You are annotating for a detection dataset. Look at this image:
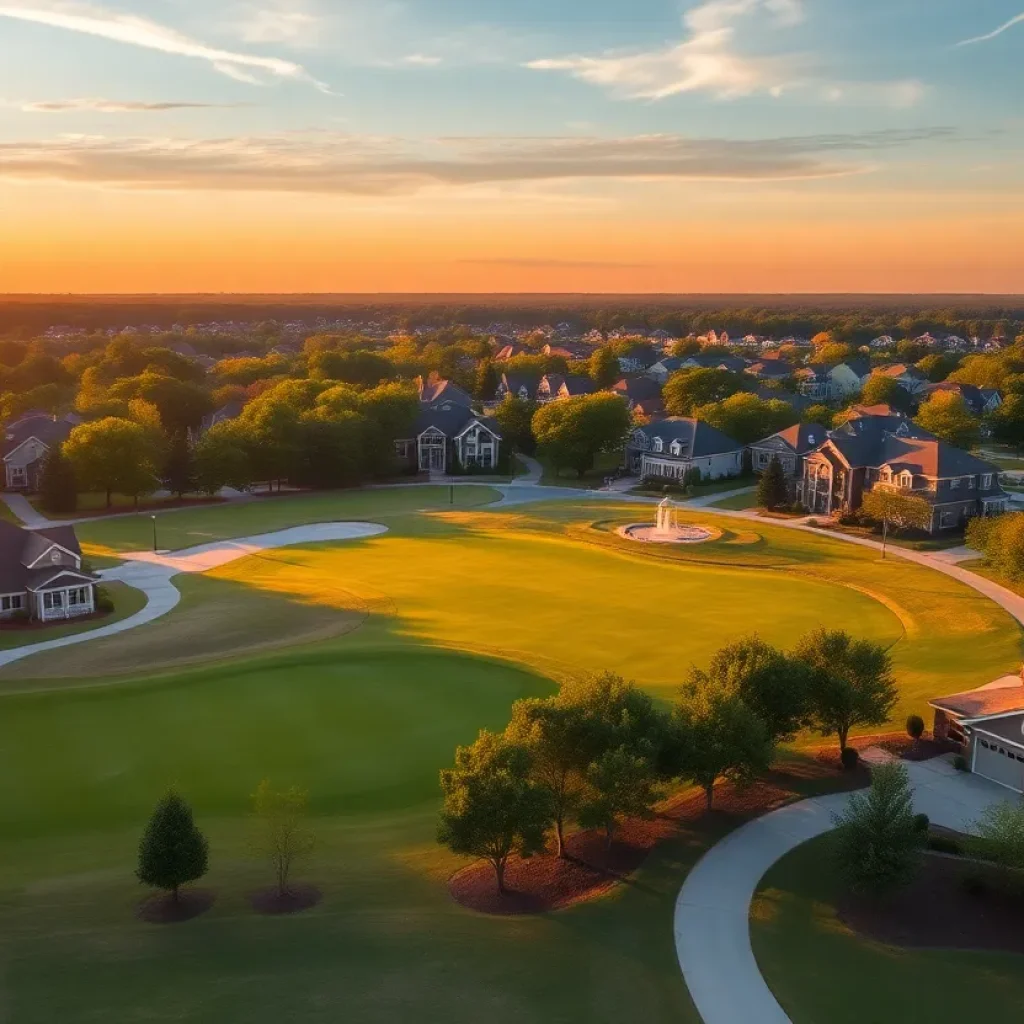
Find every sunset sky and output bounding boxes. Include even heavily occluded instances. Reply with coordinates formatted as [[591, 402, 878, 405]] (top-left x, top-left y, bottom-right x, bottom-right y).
[[0, 0, 1022, 293]]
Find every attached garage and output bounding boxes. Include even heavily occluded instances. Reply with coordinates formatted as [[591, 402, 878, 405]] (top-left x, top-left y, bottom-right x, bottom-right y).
[[930, 677, 1024, 794], [971, 725, 1024, 793]]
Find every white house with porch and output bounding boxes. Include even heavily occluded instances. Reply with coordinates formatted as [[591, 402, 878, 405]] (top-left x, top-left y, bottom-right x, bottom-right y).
[[0, 521, 100, 624]]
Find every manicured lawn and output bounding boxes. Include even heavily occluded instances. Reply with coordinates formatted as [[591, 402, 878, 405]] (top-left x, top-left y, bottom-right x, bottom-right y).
[[29, 491, 229, 520], [74, 485, 501, 565], [2, 494, 1023, 1022], [539, 451, 621, 488], [709, 491, 760, 510], [751, 834, 1024, 1022], [0, 582, 147, 651]]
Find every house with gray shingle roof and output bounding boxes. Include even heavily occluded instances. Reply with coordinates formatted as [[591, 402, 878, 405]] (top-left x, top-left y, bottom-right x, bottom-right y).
[[749, 422, 830, 483], [0, 520, 100, 623], [2, 413, 79, 491], [627, 418, 744, 482]]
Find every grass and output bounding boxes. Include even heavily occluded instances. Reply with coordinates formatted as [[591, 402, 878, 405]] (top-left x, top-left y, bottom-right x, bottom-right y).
[[0, 582, 147, 651], [75, 485, 502, 566], [709, 491, 761, 510], [29, 491, 227, 520], [538, 451, 621, 489], [751, 834, 1024, 1022], [2, 494, 1022, 1022]]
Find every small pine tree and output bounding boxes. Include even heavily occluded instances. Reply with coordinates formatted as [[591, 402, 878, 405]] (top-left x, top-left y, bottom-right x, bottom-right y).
[[757, 455, 788, 510], [163, 434, 196, 499], [38, 444, 78, 514], [137, 792, 209, 902]]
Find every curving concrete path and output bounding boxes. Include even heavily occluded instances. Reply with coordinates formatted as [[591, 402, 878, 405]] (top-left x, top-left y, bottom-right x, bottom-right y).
[[674, 756, 1009, 1024], [0, 522, 387, 669]]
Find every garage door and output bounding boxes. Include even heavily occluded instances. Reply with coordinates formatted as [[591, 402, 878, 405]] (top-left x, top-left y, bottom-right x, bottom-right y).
[[973, 735, 1024, 792]]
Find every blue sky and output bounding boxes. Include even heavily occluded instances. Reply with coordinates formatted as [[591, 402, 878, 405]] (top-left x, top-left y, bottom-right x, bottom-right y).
[[0, 0, 1021, 292]]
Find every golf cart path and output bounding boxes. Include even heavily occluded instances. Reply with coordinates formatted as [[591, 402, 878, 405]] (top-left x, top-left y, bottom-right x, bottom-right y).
[[0, 522, 387, 669], [675, 756, 1008, 1024]]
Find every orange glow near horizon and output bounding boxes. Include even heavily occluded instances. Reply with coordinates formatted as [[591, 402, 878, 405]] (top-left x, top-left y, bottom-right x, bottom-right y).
[[1, 182, 1022, 295]]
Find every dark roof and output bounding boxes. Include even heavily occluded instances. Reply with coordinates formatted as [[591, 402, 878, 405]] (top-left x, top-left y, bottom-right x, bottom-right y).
[[612, 377, 662, 402], [418, 376, 473, 408], [842, 358, 872, 378], [1, 414, 74, 461], [500, 372, 540, 394], [0, 521, 92, 593], [922, 382, 990, 415], [746, 360, 795, 379], [682, 355, 748, 373], [930, 682, 1024, 720], [414, 408, 501, 440], [876, 435, 998, 478], [560, 375, 597, 396], [637, 417, 743, 456], [752, 422, 830, 455]]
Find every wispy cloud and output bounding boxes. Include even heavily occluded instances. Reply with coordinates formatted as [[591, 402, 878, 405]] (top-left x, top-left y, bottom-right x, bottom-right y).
[[15, 98, 238, 113], [0, 1, 330, 89], [527, 0, 923, 108], [956, 12, 1024, 46], [527, 0, 805, 100], [0, 127, 955, 196]]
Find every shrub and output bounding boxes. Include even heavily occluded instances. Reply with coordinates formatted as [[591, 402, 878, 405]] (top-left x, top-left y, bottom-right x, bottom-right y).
[[906, 715, 925, 741], [806, 517, 819, 528], [789, 501, 807, 515], [831, 762, 924, 896], [928, 834, 963, 855], [953, 754, 967, 771], [912, 812, 930, 833], [840, 746, 860, 771], [95, 586, 115, 614]]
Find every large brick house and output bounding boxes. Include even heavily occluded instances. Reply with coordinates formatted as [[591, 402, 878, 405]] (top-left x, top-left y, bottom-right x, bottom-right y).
[[800, 411, 1007, 531]]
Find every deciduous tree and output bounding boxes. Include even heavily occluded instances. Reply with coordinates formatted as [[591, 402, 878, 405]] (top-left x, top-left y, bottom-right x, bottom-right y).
[[915, 392, 981, 450], [251, 779, 314, 898], [589, 346, 620, 388], [578, 745, 658, 849], [663, 368, 750, 416], [693, 392, 797, 445], [437, 731, 552, 893], [37, 444, 77, 515], [860, 489, 933, 558], [532, 392, 630, 478], [64, 416, 162, 507], [794, 628, 898, 753]]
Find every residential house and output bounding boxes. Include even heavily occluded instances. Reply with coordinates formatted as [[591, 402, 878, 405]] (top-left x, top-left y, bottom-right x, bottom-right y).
[[0, 521, 100, 623], [627, 418, 745, 481], [680, 354, 748, 374], [536, 374, 566, 403], [494, 341, 529, 361], [922, 382, 1002, 417], [800, 412, 1007, 530], [793, 364, 833, 401], [745, 360, 796, 385], [417, 375, 474, 410], [647, 357, 687, 383], [495, 372, 540, 402], [795, 360, 871, 401], [874, 363, 929, 395], [396, 378, 502, 474], [929, 672, 1024, 793], [2, 412, 79, 491], [616, 343, 658, 374], [536, 374, 598, 402], [748, 422, 830, 484], [610, 377, 663, 411]]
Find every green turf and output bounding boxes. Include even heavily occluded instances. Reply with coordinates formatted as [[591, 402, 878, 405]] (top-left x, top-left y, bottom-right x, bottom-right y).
[[2, 494, 1022, 1023], [75, 485, 502, 565], [0, 582, 147, 651], [751, 833, 1024, 1022], [708, 491, 761, 510]]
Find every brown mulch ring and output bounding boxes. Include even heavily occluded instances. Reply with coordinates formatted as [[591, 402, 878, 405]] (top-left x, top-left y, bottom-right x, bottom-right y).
[[137, 888, 215, 924], [450, 756, 869, 917], [840, 855, 1024, 955], [813, 732, 948, 770], [250, 884, 322, 916]]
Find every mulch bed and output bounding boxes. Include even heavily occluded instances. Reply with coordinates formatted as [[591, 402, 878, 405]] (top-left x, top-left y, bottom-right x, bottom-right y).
[[449, 758, 868, 917], [137, 888, 215, 924], [839, 855, 1024, 955], [250, 884, 322, 916], [813, 732, 947, 770]]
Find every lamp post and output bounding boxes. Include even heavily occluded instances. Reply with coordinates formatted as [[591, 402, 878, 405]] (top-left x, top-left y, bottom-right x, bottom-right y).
[[151, 514, 158, 553]]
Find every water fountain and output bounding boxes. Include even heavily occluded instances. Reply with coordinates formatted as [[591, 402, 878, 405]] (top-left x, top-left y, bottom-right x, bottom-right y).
[[618, 496, 715, 545]]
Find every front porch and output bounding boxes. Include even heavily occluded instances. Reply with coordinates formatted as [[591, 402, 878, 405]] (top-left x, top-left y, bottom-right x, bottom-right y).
[[30, 583, 96, 622]]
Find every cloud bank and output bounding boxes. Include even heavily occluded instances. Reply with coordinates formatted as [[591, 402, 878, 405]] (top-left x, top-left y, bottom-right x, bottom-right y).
[[0, 127, 955, 195]]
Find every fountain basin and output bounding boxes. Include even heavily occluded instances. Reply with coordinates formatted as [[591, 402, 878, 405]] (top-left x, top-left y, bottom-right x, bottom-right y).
[[618, 523, 715, 545]]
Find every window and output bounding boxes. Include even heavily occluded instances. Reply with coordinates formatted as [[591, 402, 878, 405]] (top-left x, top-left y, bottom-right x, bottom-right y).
[[950, 477, 960, 490], [670, 441, 682, 456], [982, 474, 993, 489], [900, 472, 913, 488], [1, 595, 23, 611], [940, 511, 957, 528], [50, 549, 61, 564], [652, 438, 664, 453], [756, 451, 770, 468]]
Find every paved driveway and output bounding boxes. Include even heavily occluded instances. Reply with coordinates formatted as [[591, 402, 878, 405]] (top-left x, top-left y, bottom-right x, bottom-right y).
[[674, 758, 1009, 1024]]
